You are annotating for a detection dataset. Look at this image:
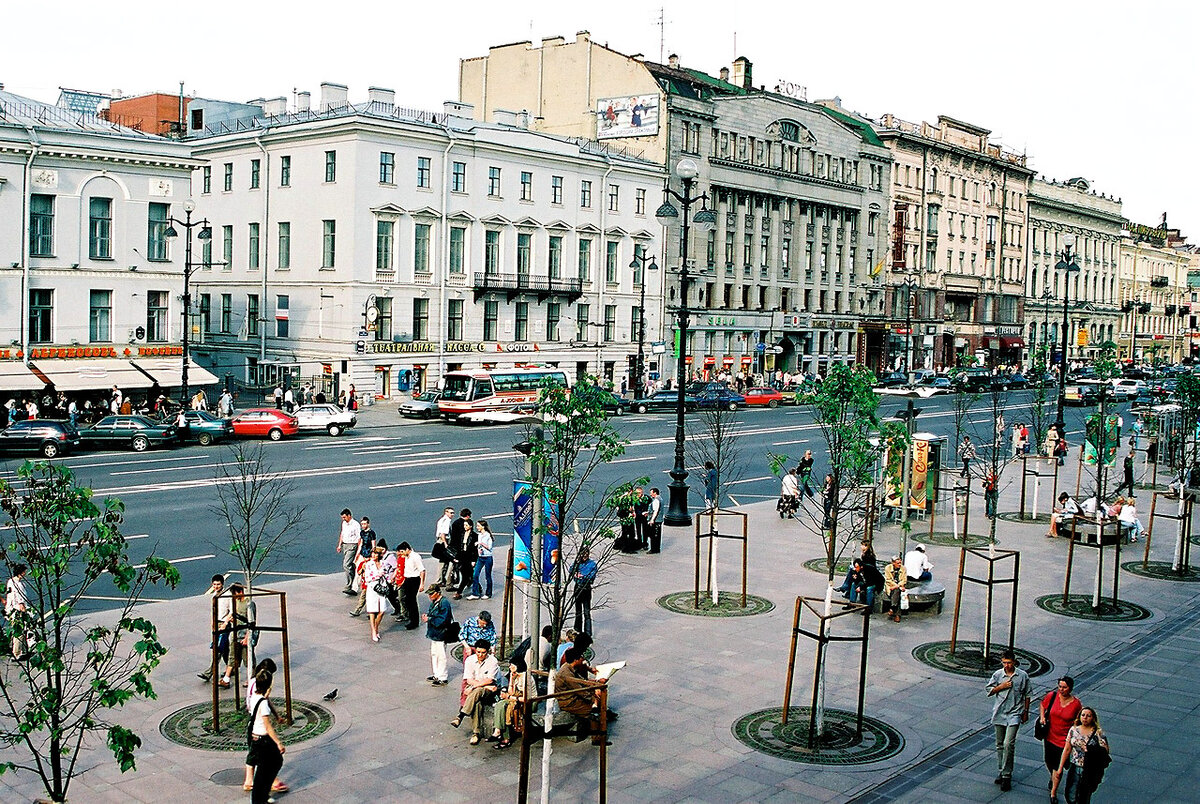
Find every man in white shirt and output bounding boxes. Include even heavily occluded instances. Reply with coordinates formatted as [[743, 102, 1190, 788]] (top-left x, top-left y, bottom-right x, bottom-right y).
[[197, 574, 233, 681], [5, 564, 29, 660], [903, 544, 933, 583], [434, 507, 454, 584], [334, 509, 362, 594], [451, 640, 501, 743], [648, 488, 664, 553], [397, 542, 426, 630]]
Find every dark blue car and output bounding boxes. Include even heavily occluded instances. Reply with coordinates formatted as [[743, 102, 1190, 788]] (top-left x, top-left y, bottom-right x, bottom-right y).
[[695, 389, 746, 411]]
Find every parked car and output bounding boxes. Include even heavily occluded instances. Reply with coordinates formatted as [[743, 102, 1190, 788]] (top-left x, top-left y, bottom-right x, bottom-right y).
[[78, 415, 178, 452], [576, 388, 627, 416], [695, 389, 746, 411], [294, 403, 357, 436], [742, 387, 784, 408], [1064, 383, 1102, 406], [874, 372, 909, 389], [951, 369, 994, 393], [229, 408, 300, 440], [685, 381, 729, 396], [779, 381, 817, 405], [1110, 378, 1146, 401], [914, 376, 953, 395], [1003, 373, 1029, 390], [628, 390, 697, 414], [177, 410, 235, 445], [398, 390, 442, 420], [0, 419, 81, 459]]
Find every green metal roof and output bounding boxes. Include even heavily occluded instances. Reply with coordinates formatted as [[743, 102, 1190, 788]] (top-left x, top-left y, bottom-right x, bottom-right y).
[[817, 105, 884, 148]]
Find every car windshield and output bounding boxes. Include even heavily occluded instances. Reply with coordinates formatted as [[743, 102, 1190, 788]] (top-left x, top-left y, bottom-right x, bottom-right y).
[[441, 377, 473, 401], [415, 392, 439, 402]]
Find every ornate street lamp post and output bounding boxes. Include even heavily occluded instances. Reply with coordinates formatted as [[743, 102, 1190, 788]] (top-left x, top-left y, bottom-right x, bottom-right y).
[[1054, 234, 1080, 433], [629, 249, 659, 397], [164, 199, 212, 406]]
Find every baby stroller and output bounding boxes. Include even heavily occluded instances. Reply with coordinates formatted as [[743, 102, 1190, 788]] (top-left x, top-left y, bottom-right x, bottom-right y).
[[777, 493, 800, 519]]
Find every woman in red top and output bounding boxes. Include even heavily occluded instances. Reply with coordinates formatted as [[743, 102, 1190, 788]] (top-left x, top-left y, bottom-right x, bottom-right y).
[[1038, 675, 1082, 804]]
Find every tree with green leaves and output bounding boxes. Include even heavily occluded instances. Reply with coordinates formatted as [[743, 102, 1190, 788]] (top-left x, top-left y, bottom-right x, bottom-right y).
[[0, 461, 179, 804], [1172, 370, 1200, 573]]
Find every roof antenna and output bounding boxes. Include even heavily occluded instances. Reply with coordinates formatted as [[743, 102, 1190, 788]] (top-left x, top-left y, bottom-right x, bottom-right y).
[[658, 6, 665, 63]]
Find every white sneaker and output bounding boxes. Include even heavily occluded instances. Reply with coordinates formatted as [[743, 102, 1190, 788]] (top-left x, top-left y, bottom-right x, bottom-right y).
[[482, 595, 490, 600], [466, 595, 479, 600]]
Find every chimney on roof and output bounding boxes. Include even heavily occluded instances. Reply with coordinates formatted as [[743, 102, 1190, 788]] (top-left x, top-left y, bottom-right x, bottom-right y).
[[367, 86, 395, 108], [319, 82, 348, 112], [444, 100, 475, 118], [719, 67, 730, 82], [668, 53, 679, 68], [493, 108, 519, 127], [732, 57, 752, 90], [296, 91, 311, 113], [261, 97, 287, 117], [576, 30, 591, 44], [542, 36, 565, 47]]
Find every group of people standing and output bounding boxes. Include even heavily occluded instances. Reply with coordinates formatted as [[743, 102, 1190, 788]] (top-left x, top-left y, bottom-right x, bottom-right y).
[[615, 487, 664, 555]]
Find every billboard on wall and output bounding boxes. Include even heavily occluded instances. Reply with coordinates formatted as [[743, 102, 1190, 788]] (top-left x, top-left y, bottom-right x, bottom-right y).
[[596, 95, 660, 139]]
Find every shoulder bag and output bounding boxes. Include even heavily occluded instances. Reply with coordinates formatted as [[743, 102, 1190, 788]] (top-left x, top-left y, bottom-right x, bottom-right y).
[[443, 620, 461, 644], [1034, 691, 1055, 740], [246, 696, 268, 765]]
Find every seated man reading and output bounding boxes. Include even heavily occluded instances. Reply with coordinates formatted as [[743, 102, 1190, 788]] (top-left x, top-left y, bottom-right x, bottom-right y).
[[1047, 492, 1081, 539], [554, 645, 610, 746]]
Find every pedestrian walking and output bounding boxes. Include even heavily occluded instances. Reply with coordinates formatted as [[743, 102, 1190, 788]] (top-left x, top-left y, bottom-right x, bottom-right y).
[[777, 468, 800, 519], [433, 507, 454, 584], [247, 669, 286, 804], [1114, 452, 1136, 496], [820, 473, 835, 528], [5, 564, 29, 660], [272, 384, 283, 410], [1055, 707, 1111, 804], [362, 547, 389, 642], [959, 435, 976, 477], [397, 542, 425, 630], [797, 450, 815, 498], [468, 519, 494, 600], [334, 508, 362, 595], [1038, 675, 1082, 804], [197, 574, 233, 682], [647, 487, 664, 553], [570, 546, 598, 635], [217, 584, 253, 688], [423, 584, 453, 685], [449, 509, 476, 599], [986, 648, 1032, 792], [703, 461, 717, 510]]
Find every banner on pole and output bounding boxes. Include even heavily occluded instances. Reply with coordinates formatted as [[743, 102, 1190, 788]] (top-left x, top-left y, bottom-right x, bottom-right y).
[[511, 480, 560, 583]]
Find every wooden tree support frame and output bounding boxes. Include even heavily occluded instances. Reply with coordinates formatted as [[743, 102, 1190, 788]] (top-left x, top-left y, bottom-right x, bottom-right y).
[[693, 507, 749, 609], [1143, 490, 1196, 573], [209, 588, 292, 733], [781, 596, 871, 748], [498, 549, 517, 654], [517, 672, 610, 804], [1063, 515, 1124, 609], [926, 481, 963, 539], [1018, 455, 1060, 520], [948, 547, 1020, 664]]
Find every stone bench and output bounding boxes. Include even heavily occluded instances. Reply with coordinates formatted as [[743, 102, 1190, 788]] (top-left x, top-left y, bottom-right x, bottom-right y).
[[872, 580, 946, 614]]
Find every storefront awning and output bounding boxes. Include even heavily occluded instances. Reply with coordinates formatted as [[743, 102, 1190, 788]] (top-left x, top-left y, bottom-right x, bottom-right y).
[[131, 358, 220, 388], [0, 362, 44, 392], [999, 336, 1025, 349], [30, 358, 156, 392]]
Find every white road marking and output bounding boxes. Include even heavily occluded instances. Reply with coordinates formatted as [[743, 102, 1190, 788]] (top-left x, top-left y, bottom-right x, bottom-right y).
[[82, 595, 168, 603], [610, 456, 656, 464], [35, 533, 149, 551], [369, 478, 441, 491], [727, 495, 741, 506], [425, 491, 499, 503], [109, 461, 256, 477], [226, 570, 324, 578], [134, 553, 215, 569], [772, 439, 809, 446], [67, 454, 212, 469], [728, 476, 772, 485], [479, 512, 513, 520]]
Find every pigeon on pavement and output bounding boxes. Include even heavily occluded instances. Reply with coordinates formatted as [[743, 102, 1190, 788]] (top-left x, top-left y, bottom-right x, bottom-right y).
[[322, 688, 338, 701]]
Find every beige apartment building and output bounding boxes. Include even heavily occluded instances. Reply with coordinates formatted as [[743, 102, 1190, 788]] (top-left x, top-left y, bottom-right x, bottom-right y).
[[1120, 221, 1192, 363]]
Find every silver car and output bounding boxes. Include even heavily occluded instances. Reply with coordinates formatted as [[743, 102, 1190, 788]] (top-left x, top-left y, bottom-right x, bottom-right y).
[[294, 403, 357, 436], [398, 390, 442, 420]]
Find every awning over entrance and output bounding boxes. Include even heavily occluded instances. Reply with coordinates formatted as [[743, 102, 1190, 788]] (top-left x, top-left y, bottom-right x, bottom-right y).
[[30, 359, 155, 392], [999, 336, 1025, 349], [0, 362, 44, 392], [131, 358, 220, 388]]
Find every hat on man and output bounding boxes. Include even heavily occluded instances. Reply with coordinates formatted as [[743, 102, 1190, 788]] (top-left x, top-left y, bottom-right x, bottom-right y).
[[915, 544, 926, 552]]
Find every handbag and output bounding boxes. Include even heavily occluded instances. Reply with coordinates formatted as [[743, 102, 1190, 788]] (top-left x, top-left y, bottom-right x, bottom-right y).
[[899, 589, 910, 611], [443, 620, 461, 644], [246, 697, 267, 765], [1034, 692, 1056, 740]]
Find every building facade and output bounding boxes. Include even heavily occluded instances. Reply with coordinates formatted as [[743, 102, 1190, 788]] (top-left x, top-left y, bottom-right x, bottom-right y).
[[186, 85, 664, 398], [874, 115, 1033, 370], [0, 88, 200, 401], [1119, 221, 1191, 364], [461, 36, 892, 377], [1025, 177, 1124, 367]]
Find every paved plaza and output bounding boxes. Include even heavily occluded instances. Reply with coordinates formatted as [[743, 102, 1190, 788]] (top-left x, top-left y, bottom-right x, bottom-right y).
[[2, 452, 1199, 803]]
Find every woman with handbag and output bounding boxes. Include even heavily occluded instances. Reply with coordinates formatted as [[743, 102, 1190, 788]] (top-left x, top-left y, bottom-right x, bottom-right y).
[[490, 653, 528, 749], [1055, 707, 1110, 804], [1037, 676, 1082, 804], [247, 669, 286, 804], [243, 659, 289, 795], [363, 547, 389, 643]]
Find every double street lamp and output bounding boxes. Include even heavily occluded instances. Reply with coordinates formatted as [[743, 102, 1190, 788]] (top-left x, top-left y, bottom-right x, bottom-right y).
[[1122, 298, 1152, 364], [654, 158, 717, 526], [629, 249, 659, 398], [1054, 233, 1081, 433], [164, 199, 212, 407], [901, 276, 917, 385]]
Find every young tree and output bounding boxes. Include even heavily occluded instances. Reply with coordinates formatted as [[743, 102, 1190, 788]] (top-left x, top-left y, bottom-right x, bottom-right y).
[[687, 404, 747, 602], [0, 461, 179, 804], [1028, 343, 1053, 457], [1173, 370, 1200, 573]]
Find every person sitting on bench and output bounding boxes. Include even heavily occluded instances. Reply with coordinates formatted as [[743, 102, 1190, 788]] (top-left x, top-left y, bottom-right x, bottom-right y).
[[554, 645, 610, 745], [904, 543, 933, 583], [1116, 496, 1143, 543], [1047, 492, 1081, 538]]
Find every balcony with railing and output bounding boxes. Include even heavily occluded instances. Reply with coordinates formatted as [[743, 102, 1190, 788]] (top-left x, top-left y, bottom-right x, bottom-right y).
[[472, 272, 583, 302]]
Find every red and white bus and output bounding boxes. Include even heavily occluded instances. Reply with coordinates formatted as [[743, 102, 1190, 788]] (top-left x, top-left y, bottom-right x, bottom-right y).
[[438, 367, 569, 420]]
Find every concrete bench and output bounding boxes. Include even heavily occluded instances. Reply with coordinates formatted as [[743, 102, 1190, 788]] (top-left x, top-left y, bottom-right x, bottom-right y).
[[905, 580, 946, 614]]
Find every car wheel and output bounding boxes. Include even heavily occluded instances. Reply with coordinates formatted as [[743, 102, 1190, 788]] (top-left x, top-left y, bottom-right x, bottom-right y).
[[198, 433, 213, 446], [41, 441, 60, 459], [613, 405, 624, 416], [635, 404, 648, 414], [768, 399, 779, 408], [131, 435, 149, 452], [328, 424, 343, 437], [268, 428, 283, 441], [422, 409, 433, 420], [727, 402, 738, 412]]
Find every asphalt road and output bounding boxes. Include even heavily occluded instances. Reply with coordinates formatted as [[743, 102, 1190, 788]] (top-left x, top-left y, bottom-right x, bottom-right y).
[[1, 390, 1115, 612]]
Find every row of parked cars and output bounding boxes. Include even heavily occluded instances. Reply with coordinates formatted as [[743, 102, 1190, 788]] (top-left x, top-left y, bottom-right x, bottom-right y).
[[0, 404, 357, 459]]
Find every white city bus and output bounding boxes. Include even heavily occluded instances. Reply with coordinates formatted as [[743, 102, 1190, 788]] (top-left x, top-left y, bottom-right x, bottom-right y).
[[437, 367, 569, 420]]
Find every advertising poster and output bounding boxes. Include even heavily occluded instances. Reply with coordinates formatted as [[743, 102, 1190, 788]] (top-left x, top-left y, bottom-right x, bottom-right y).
[[511, 480, 561, 583], [1083, 414, 1120, 466], [596, 95, 660, 139], [909, 439, 929, 511]]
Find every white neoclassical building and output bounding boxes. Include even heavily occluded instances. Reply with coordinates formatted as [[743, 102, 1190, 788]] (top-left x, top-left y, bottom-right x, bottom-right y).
[[186, 85, 664, 398]]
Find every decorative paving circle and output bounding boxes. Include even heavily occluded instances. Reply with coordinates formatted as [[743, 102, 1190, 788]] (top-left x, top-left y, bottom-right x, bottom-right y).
[[1120, 561, 1200, 582], [656, 590, 774, 617], [160, 698, 333, 751], [803, 558, 850, 576], [997, 511, 1050, 525], [1035, 594, 1153, 622], [912, 641, 1053, 678], [732, 706, 904, 765], [921, 531, 992, 548]]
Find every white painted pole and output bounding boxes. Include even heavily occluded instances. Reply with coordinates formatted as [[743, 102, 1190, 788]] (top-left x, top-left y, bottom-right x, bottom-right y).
[[1033, 474, 1041, 520], [710, 512, 719, 606], [1093, 519, 1104, 609], [1173, 487, 1186, 572]]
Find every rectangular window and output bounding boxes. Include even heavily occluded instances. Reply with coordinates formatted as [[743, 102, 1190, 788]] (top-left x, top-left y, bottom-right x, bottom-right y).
[[635, 188, 646, 215], [447, 299, 464, 341], [248, 222, 260, 269], [276, 295, 289, 338], [223, 162, 233, 192], [222, 225, 233, 270], [449, 226, 465, 274], [608, 184, 619, 212], [517, 233, 532, 279], [520, 171, 533, 201], [375, 297, 393, 341], [548, 235, 563, 279], [631, 305, 642, 344], [483, 300, 499, 341], [325, 150, 337, 182], [280, 155, 291, 186], [220, 294, 232, 334], [632, 243, 646, 285], [247, 294, 259, 337], [414, 223, 431, 273], [202, 165, 211, 194], [29, 194, 54, 256], [707, 230, 716, 267], [250, 158, 260, 189], [417, 156, 431, 188], [580, 180, 592, 208], [488, 167, 501, 197], [606, 241, 619, 283], [551, 176, 563, 205], [277, 222, 290, 269], [322, 220, 336, 268], [485, 230, 500, 274], [376, 220, 394, 274], [515, 301, 529, 341], [412, 299, 429, 341], [89, 197, 112, 259], [578, 238, 592, 281], [146, 290, 168, 342], [782, 238, 791, 273], [147, 202, 170, 261], [199, 293, 211, 335], [547, 302, 561, 341], [380, 152, 395, 184], [89, 289, 111, 342], [28, 289, 53, 343], [576, 304, 590, 342], [604, 304, 617, 341], [451, 161, 466, 193]]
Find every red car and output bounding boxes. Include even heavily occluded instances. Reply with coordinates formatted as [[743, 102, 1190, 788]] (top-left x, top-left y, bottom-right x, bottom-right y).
[[743, 387, 784, 408], [229, 408, 300, 440]]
